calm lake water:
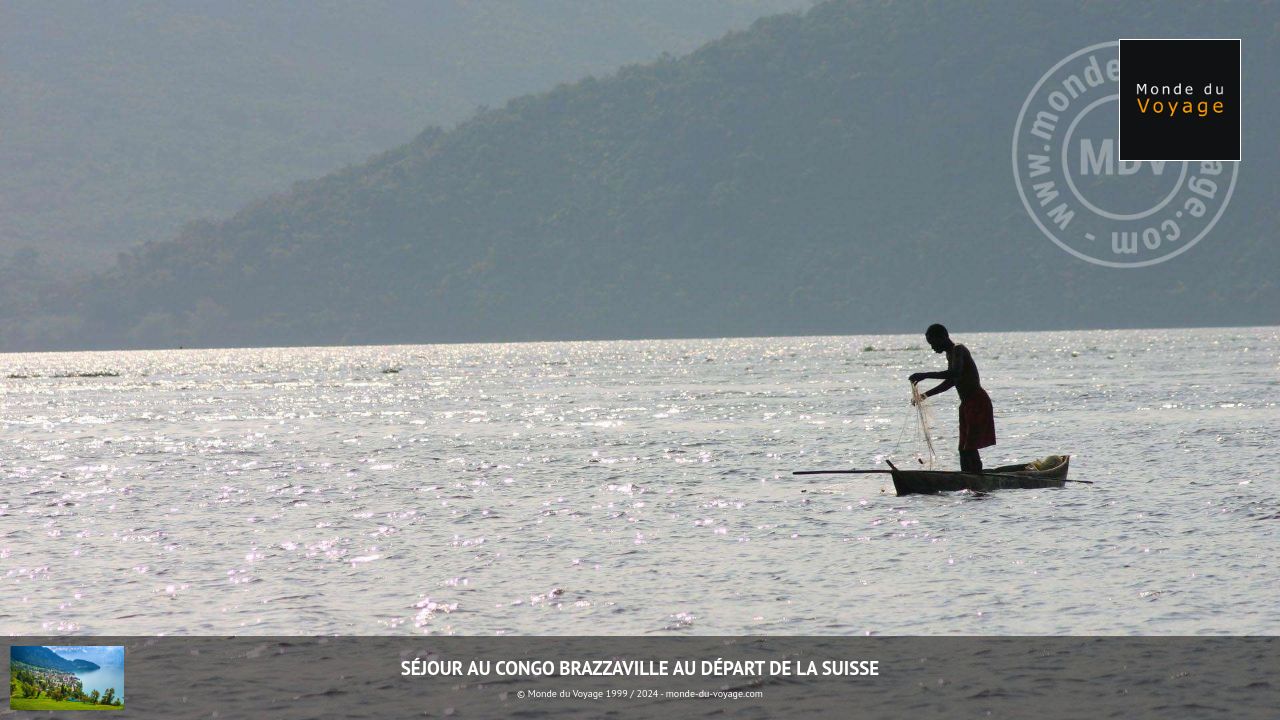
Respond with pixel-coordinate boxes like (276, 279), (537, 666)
(73, 666), (125, 702)
(2, 328), (1277, 635)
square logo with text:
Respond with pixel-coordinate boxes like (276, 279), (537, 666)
(1119, 39), (1240, 161)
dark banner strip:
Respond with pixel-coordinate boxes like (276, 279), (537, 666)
(4, 637), (1277, 718)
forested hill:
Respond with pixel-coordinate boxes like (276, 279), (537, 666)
(10, 646), (99, 673)
(7, 1), (1277, 350)
(1, 1), (809, 269)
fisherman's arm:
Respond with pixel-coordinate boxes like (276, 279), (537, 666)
(908, 372), (953, 399)
(908, 349), (964, 397)
(922, 379), (954, 398)
(909, 370), (952, 382)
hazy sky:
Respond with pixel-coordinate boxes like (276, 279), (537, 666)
(44, 645), (126, 666)
(0, 1), (812, 269)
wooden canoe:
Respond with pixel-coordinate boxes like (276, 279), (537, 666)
(890, 455), (1070, 496)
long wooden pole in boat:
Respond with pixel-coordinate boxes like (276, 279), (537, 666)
(792, 469), (892, 475)
(794, 458), (898, 475)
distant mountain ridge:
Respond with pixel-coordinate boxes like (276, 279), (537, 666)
(0, 1), (810, 269)
(10, 646), (100, 673)
(4, 0), (1276, 350)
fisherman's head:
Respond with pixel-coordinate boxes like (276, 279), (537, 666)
(925, 323), (950, 353)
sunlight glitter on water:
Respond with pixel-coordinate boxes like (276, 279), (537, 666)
(1, 328), (1278, 635)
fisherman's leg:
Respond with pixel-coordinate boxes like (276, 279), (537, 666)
(959, 449), (982, 473)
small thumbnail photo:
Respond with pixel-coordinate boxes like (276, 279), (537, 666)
(9, 646), (124, 711)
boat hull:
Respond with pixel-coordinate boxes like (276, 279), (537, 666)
(891, 456), (1070, 495)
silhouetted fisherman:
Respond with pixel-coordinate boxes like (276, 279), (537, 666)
(908, 324), (996, 472)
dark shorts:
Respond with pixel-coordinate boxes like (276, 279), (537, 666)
(958, 388), (996, 450)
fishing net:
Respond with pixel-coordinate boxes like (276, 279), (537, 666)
(910, 382), (937, 470)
